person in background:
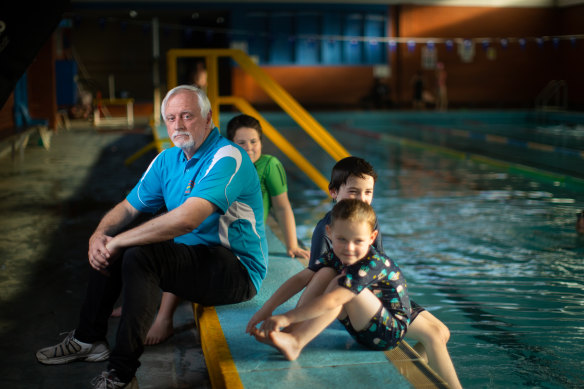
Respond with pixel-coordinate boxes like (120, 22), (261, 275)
(227, 113), (309, 260)
(435, 62), (448, 111)
(577, 210), (584, 235)
(192, 60), (207, 91)
(411, 70), (425, 110)
(36, 85), (267, 388)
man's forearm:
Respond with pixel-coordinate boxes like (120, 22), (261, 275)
(109, 210), (190, 248)
(94, 199), (139, 237)
(107, 196), (216, 250)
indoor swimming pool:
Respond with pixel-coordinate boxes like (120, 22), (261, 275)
(245, 110), (584, 388)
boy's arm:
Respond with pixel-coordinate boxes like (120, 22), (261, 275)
(260, 285), (354, 333)
(246, 268), (314, 333)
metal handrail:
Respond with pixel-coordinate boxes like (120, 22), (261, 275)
(535, 80), (567, 110)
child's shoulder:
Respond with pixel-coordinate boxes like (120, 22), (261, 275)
(366, 246), (397, 266)
(258, 154), (282, 166)
(316, 211), (332, 226)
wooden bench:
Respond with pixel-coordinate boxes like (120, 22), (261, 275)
(0, 103), (51, 160)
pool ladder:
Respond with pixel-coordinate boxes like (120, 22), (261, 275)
(535, 80), (567, 112)
(535, 80), (568, 125)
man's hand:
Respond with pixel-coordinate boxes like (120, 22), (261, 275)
(88, 233), (115, 274)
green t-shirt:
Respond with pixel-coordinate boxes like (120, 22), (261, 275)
(254, 154), (288, 221)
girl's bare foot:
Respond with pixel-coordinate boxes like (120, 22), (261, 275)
(144, 317), (174, 345)
(253, 329), (302, 361)
(269, 331), (301, 361)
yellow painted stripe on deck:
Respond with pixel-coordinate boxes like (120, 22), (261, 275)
(194, 303), (244, 389)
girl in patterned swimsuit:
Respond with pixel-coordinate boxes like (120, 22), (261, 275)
(246, 199), (411, 356)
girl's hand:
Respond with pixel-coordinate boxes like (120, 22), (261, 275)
(259, 314), (290, 334)
(246, 307), (272, 334)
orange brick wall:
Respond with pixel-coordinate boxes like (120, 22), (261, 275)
(392, 5), (573, 108)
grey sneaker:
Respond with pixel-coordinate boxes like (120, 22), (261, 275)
(91, 370), (139, 389)
(36, 330), (110, 365)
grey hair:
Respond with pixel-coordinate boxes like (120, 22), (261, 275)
(161, 85), (214, 128)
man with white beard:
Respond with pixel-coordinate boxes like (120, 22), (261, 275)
(36, 85), (268, 389)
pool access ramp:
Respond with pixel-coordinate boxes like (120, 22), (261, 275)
(193, 227), (447, 389)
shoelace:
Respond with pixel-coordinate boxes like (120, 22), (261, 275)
(58, 330), (76, 345)
(90, 370), (120, 389)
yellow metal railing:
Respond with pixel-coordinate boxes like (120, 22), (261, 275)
(126, 49), (350, 194)
(166, 49), (350, 193)
(124, 117), (172, 166)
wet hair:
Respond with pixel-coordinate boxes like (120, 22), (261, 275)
(330, 199), (377, 232)
(329, 156), (377, 192)
(161, 85), (214, 128)
(226, 114), (263, 141)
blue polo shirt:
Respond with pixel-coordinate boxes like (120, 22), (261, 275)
(126, 128), (268, 293)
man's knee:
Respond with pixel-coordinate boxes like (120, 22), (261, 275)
(121, 246), (157, 275)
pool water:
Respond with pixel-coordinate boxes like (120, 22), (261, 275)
(253, 111), (584, 389)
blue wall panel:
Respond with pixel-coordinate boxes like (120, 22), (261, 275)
(268, 13), (294, 64)
(321, 13), (342, 64)
(295, 13), (320, 64)
(230, 5), (388, 66)
(343, 14), (363, 64)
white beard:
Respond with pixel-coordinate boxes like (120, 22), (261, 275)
(172, 131), (195, 149)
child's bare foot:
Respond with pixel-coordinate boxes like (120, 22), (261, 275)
(251, 328), (276, 347)
(269, 331), (301, 361)
(253, 329), (301, 361)
(144, 317), (174, 345)
(111, 306), (122, 318)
